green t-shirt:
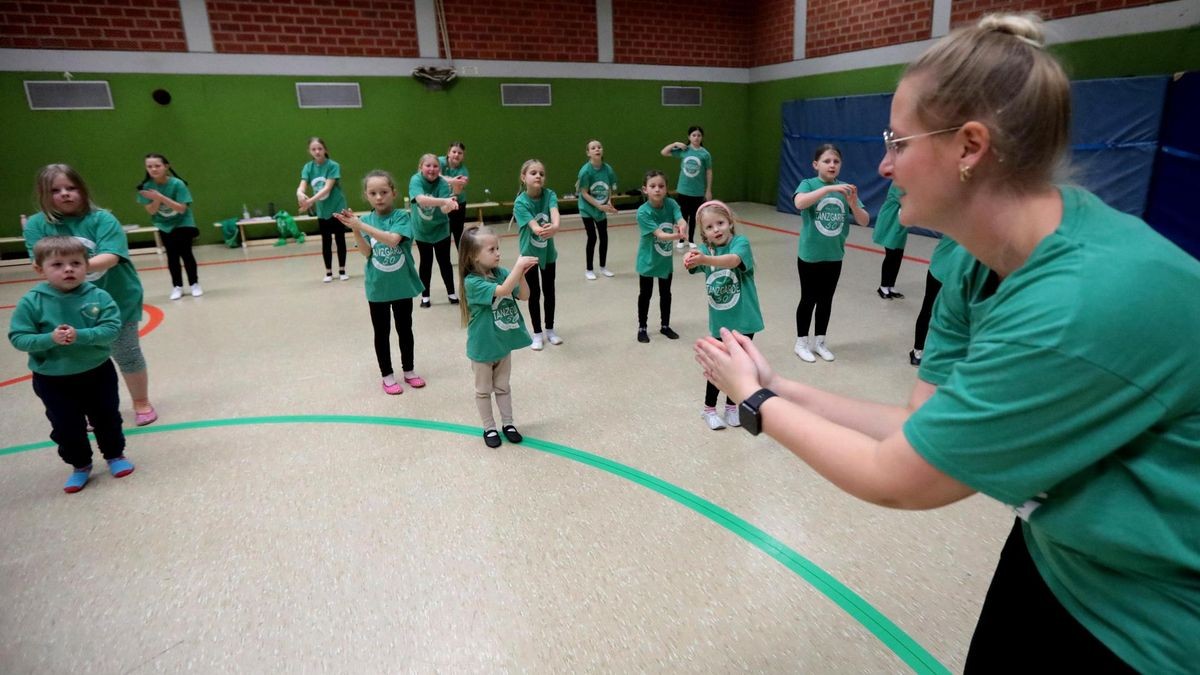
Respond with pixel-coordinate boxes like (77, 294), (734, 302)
(794, 177), (862, 262)
(8, 282), (121, 376)
(24, 210), (145, 326)
(670, 146), (711, 197)
(870, 184), (907, 250)
(408, 173), (451, 243)
(636, 198), (681, 278)
(465, 266), (532, 363)
(687, 234), (764, 338)
(301, 158), (348, 220)
(904, 187), (1200, 673)
(137, 176), (195, 233)
(916, 237), (972, 386)
(927, 234), (961, 283)
(514, 189), (559, 268)
(576, 161), (617, 221)
(438, 156), (469, 204)
(360, 209), (422, 303)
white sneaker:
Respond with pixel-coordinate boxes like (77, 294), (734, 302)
(190, 283), (203, 297)
(531, 333), (544, 351)
(339, 273), (350, 281)
(794, 336), (816, 363)
(585, 270), (597, 281)
(675, 241), (685, 249)
(724, 405), (741, 427)
(323, 274), (333, 283)
(169, 286), (183, 301)
(813, 335), (835, 362)
(546, 329), (563, 345)
(689, 242), (698, 249)
(702, 409), (726, 430)
(600, 267), (614, 278)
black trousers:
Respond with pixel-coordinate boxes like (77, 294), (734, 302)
(677, 194), (705, 243)
(416, 236), (455, 299)
(581, 216), (609, 270)
(448, 202), (467, 250)
(705, 332), (755, 407)
(795, 259), (842, 337)
(318, 217), (348, 271)
(32, 360), (125, 469)
(880, 247), (904, 287)
(964, 518), (1136, 672)
(161, 227), (199, 287)
(914, 271), (943, 350)
(637, 273), (673, 328)
(524, 262), (557, 333)
(368, 298), (415, 376)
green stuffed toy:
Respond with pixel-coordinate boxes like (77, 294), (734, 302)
(273, 210), (306, 246)
(218, 217), (241, 248)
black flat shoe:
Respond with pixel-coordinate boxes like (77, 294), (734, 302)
(889, 290), (905, 299)
(420, 298), (432, 309)
(877, 288), (892, 299)
(909, 350), (921, 367)
(483, 429), (502, 448)
(502, 425), (524, 443)
(637, 329), (650, 343)
(660, 326), (680, 340)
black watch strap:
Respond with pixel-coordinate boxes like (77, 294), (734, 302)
(738, 388), (776, 436)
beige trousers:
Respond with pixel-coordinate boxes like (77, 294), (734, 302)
(471, 355), (513, 430)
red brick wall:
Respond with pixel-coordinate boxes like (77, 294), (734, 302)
(208, 0), (418, 56)
(807, 0), (932, 58)
(951, 0), (1173, 25)
(752, 0), (794, 67)
(612, 0), (751, 68)
(0, 0), (187, 52)
(440, 0), (596, 61)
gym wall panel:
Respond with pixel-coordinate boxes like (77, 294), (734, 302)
(0, 73), (748, 242)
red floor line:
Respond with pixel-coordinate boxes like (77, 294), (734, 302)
(0, 303), (164, 389)
(735, 218), (932, 265)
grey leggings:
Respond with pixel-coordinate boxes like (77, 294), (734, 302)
(111, 320), (147, 374)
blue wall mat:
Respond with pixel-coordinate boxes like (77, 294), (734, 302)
(1145, 72), (1199, 258)
(777, 76), (1170, 239)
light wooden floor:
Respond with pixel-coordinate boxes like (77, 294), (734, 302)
(0, 203), (1010, 673)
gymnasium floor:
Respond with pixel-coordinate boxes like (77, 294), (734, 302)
(0, 202), (1011, 673)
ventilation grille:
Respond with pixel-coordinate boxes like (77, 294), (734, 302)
(295, 82), (362, 109)
(25, 81), (113, 110)
(501, 84), (552, 107)
(662, 86), (702, 107)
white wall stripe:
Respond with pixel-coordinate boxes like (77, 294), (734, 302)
(415, 0), (439, 59)
(0, 1), (1191, 85)
(178, 0), (213, 53)
(597, 0), (614, 64)
(793, 0), (806, 61)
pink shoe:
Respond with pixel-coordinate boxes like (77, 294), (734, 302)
(381, 379), (403, 395)
(403, 374), (426, 389)
(134, 407), (157, 427)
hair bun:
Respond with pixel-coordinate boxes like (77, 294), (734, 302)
(978, 12), (1046, 48)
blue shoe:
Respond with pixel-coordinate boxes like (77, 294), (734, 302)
(107, 457), (135, 478)
(64, 465), (92, 494)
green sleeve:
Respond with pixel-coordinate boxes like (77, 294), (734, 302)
(7, 297), (55, 353)
(92, 211), (132, 260)
(514, 196), (535, 228)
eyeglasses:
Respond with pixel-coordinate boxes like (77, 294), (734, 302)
(882, 127), (963, 154)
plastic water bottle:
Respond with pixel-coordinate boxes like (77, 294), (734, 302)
(242, 204), (250, 220)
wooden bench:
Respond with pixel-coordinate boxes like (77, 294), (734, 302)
(215, 202), (501, 248)
(0, 225), (161, 268)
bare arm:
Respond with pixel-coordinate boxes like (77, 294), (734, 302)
(414, 194), (456, 209)
(495, 257), (538, 300)
(793, 184), (845, 211)
(660, 142), (685, 157)
(705, 168), (713, 201)
(88, 253), (119, 272)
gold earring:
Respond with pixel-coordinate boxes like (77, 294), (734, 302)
(959, 165), (973, 183)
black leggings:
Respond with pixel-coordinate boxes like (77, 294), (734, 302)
(705, 332), (755, 407)
(677, 194), (705, 244)
(581, 216), (608, 270)
(880, 247), (904, 288)
(795, 259), (842, 337)
(416, 236), (455, 299)
(368, 298), (414, 377)
(33, 360), (124, 469)
(914, 271), (943, 350)
(160, 227), (198, 287)
(964, 519), (1136, 672)
(524, 262), (556, 333)
(637, 273), (673, 329)
(448, 202), (467, 250)
(318, 217), (347, 272)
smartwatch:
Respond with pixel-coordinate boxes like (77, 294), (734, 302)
(738, 388), (776, 436)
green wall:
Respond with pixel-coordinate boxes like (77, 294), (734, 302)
(0, 74), (748, 242)
(744, 26), (1200, 204)
(2, 25), (1196, 243)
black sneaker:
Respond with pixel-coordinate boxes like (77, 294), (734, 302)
(637, 328), (649, 343)
(502, 425), (523, 443)
(448, 295), (460, 305)
(889, 290), (905, 299)
(877, 288), (892, 300)
(909, 349), (922, 367)
(420, 298), (432, 309)
(483, 429), (502, 448)
(660, 326), (680, 340)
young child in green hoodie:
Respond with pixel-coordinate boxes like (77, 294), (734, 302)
(8, 236), (134, 493)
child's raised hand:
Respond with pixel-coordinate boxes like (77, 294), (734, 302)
(138, 189), (160, 201)
(516, 255), (540, 272)
(439, 200), (458, 215)
(51, 324), (74, 345)
(333, 208), (361, 230)
(683, 250), (702, 269)
(601, 203), (619, 215)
